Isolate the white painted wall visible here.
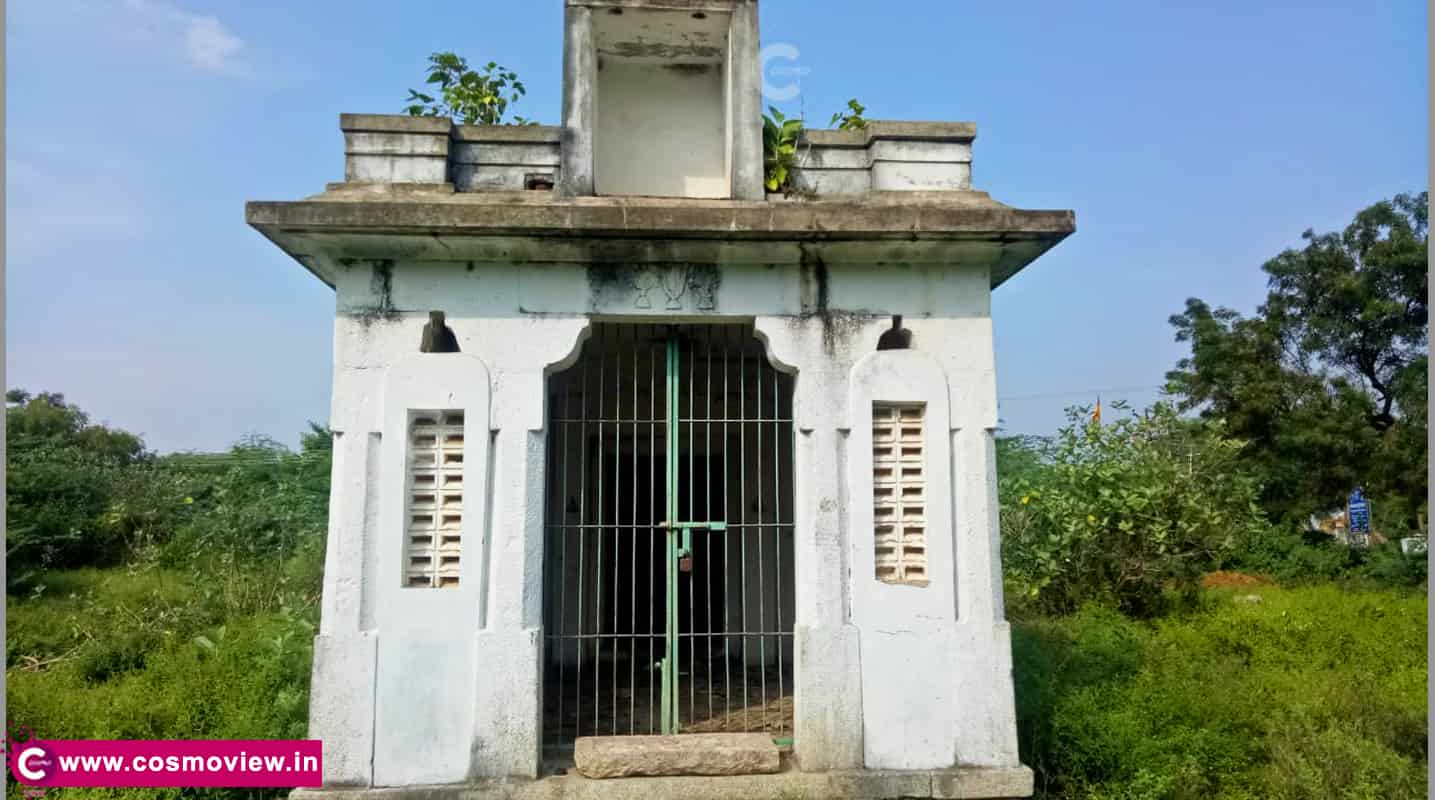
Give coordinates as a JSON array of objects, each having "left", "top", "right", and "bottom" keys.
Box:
[
  {"left": 846, "top": 350, "right": 958, "bottom": 769},
  {"left": 371, "top": 356, "right": 490, "bottom": 786},
  {"left": 595, "top": 61, "right": 729, "bottom": 198},
  {"left": 310, "top": 255, "right": 1022, "bottom": 785}
]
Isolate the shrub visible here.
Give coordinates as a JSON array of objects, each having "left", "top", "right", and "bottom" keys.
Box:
[
  {"left": 4, "top": 397, "right": 331, "bottom": 798},
  {"left": 1357, "top": 542, "right": 1429, "bottom": 587},
  {"left": 403, "top": 52, "right": 533, "bottom": 125},
  {"left": 1002, "top": 403, "right": 1270, "bottom": 616},
  {"left": 1013, "top": 585, "right": 1428, "bottom": 799},
  {"left": 6, "top": 391, "right": 151, "bottom": 582},
  {"left": 1231, "top": 526, "right": 1428, "bottom": 589}
]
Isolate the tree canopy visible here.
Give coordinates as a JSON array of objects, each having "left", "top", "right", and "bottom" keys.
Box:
[{"left": 1166, "top": 192, "right": 1428, "bottom": 531}]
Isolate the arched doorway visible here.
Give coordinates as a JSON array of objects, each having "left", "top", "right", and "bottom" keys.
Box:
[{"left": 541, "top": 323, "right": 796, "bottom": 753}]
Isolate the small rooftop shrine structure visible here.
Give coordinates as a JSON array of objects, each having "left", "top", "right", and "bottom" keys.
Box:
[{"left": 249, "top": 2, "right": 1074, "bottom": 798}]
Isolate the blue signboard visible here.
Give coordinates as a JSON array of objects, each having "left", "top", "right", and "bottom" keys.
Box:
[{"left": 1348, "top": 488, "right": 1371, "bottom": 537}]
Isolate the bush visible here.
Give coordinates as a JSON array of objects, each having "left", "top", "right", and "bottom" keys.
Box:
[
  {"left": 6, "top": 390, "right": 333, "bottom": 595},
  {"left": 1014, "top": 585, "right": 1428, "bottom": 799},
  {"left": 6, "top": 391, "right": 149, "bottom": 582},
  {"left": 1232, "top": 526, "right": 1428, "bottom": 589},
  {"left": 1234, "top": 526, "right": 1358, "bottom": 582},
  {"left": 1002, "top": 403, "right": 1270, "bottom": 616}
]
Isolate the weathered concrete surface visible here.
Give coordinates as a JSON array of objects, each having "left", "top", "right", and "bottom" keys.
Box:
[
  {"left": 558, "top": 4, "right": 596, "bottom": 197},
  {"left": 728, "top": 0, "right": 765, "bottom": 200},
  {"left": 804, "top": 121, "right": 977, "bottom": 147},
  {"left": 790, "top": 624, "right": 864, "bottom": 771},
  {"left": 574, "top": 734, "right": 780, "bottom": 778},
  {"left": 847, "top": 350, "right": 961, "bottom": 769},
  {"left": 246, "top": 190, "right": 1073, "bottom": 289},
  {"left": 796, "top": 122, "right": 976, "bottom": 195},
  {"left": 452, "top": 125, "right": 564, "bottom": 143},
  {"left": 341, "top": 116, "right": 452, "bottom": 185},
  {"left": 567, "top": 0, "right": 756, "bottom": 10},
  {"left": 247, "top": 197, "right": 1070, "bottom": 242},
  {"left": 307, "top": 633, "right": 377, "bottom": 786},
  {"left": 450, "top": 125, "right": 562, "bottom": 193},
  {"left": 291, "top": 765, "right": 1034, "bottom": 799},
  {"left": 297, "top": 267, "right": 1034, "bottom": 783},
  {"left": 594, "top": 58, "right": 729, "bottom": 198},
  {"left": 272, "top": 18, "right": 1067, "bottom": 787},
  {"left": 340, "top": 114, "right": 454, "bottom": 134}
]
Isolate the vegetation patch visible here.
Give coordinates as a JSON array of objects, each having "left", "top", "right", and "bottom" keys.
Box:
[{"left": 1014, "top": 586, "right": 1428, "bottom": 799}]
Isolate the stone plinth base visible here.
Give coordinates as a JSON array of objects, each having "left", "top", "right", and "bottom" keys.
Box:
[
  {"left": 292, "top": 765, "right": 1034, "bottom": 800},
  {"left": 574, "top": 734, "right": 780, "bottom": 778}
]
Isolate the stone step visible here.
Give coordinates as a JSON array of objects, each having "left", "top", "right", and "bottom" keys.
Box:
[{"left": 574, "top": 734, "right": 781, "bottom": 779}]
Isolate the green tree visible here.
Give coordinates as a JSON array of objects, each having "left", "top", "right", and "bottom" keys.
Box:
[
  {"left": 1167, "top": 192, "right": 1428, "bottom": 532},
  {"left": 6, "top": 391, "right": 149, "bottom": 580}
]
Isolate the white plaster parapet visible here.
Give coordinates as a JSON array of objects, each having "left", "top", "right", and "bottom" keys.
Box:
[
  {"left": 794, "top": 121, "right": 977, "bottom": 195},
  {"left": 335, "top": 114, "right": 985, "bottom": 198}
]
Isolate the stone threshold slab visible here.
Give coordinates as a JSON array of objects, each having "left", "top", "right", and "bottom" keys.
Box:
[
  {"left": 574, "top": 734, "right": 779, "bottom": 778},
  {"left": 291, "top": 765, "right": 1034, "bottom": 800}
]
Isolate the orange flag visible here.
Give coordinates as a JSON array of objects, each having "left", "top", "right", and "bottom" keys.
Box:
[{"left": 1092, "top": 396, "right": 1102, "bottom": 425}]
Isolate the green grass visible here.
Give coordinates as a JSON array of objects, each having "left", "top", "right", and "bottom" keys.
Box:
[
  {"left": 1014, "top": 584, "right": 1428, "bottom": 799},
  {"left": 7, "top": 571, "right": 1426, "bottom": 800},
  {"left": 7, "top": 568, "right": 315, "bottom": 800}
]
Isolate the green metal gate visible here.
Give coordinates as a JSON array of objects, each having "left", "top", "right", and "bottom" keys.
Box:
[{"left": 542, "top": 323, "right": 795, "bottom": 750}]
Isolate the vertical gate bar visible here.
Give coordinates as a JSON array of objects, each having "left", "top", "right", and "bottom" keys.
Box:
[
  {"left": 576, "top": 344, "right": 589, "bottom": 738},
  {"left": 722, "top": 330, "right": 732, "bottom": 727},
  {"left": 671, "top": 333, "right": 683, "bottom": 734},
  {"left": 631, "top": 336, "right": 639, "bottom": 735},
  {"left": 558, "top": 363, "right": 572, "bottom": 745},
  {"left": 613, "top": 346, "right": 621, "bottom": 735},
  {"left": 688, "top": 333, "right": 696, "bottom": 727},
  {"left": 774, "top": 361, "right": 786, "bottom": 733},
  {"left": 543, "top": 324, "right": 795, "bottom": 747},
  {"left": 662, "top": 336, "right": 677, "bottom": 734},
  {"left": 705, "top": 328, "right": 714, "bottom": 725},
  {"left": 595, "top": 346, "right": 606, "bottom": 734},
  {"left": 648, "top": 331, "right": 658, "bottom": 734},
  {"left": 671, "top": 334, "right": 682, "bottom": 733},
  {"left": 756, "top": 344, "right": 767, "bottom": 731},
  {"left": 739, "top": 339, "right": 749, "bottom": 732}
]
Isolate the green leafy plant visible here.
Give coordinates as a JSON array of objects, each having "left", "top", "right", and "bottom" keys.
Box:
[
  {"left": 1001, "top": 402, "right": 1270, "bottom": 616},
  {"left": 830, "top": 98, "right": 868, "bottom": 131},
  {"left": 763, "top": 106, "right": 804, "bottom": 193},
  {"left": 404, "top": 51, "right": 535, "bottom": 126}
]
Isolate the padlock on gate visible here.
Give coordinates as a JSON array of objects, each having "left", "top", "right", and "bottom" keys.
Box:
[{"left": 679, "top": 555, "right": 693, "bottom": 573}]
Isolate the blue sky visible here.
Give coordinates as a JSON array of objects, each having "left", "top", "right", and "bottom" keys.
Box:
[{"left": 6, "top": 0, "right": 1427, "bottom": 453}]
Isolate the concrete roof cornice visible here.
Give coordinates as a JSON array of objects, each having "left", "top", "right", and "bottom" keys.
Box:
[{"left": 245, "top": 190, "right": 1074, "bottom": 290}]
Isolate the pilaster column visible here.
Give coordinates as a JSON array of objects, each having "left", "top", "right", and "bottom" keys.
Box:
[
  {"left": 730, "top": 1, "right": 765, "bottom": 200},
  {"left": 559, "top": 4, "right": 596, "bottom": 198}
]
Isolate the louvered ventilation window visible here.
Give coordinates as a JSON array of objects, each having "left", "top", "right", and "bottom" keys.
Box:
[
  {"left": 405, "top": 411, "right": 465, "bottom": 588},
  {"left": 872, "top": 403, "right": 928, "bottom": 586}
]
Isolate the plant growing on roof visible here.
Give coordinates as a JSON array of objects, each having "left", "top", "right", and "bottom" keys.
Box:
[
  {"left": 830, "top": 98, "right": 868, "bottom": 131},
  {"left": 762, "top": 106, "right": 804, "bottom": 193},
  {"left": 403, "top": 51, "right": 536, "bottom": 126}
]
